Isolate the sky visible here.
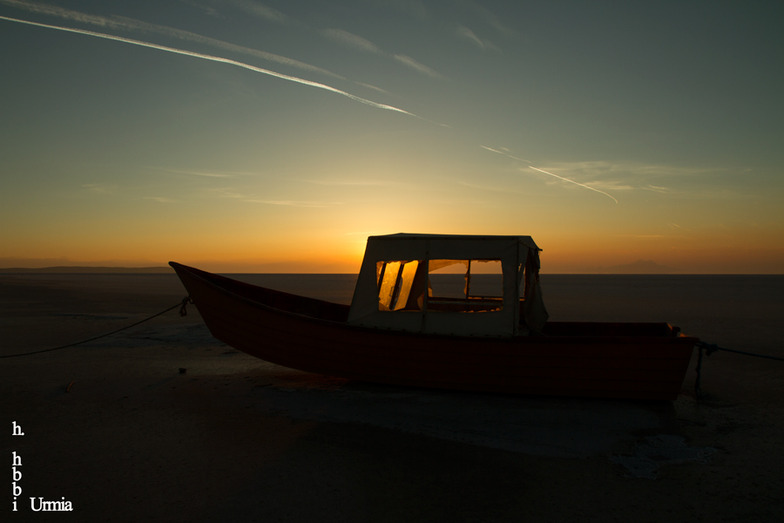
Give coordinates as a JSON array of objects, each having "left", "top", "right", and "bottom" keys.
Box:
[{"left": 1, "top": 0, "right": 782, "bottom": 273}]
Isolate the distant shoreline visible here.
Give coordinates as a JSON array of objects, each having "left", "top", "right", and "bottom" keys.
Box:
[
  {"left": 0, "top": 266, "right": 172, "bottom": 274},
  {"left": 0, "top": 267, "right": 780, "bottom": 276}
]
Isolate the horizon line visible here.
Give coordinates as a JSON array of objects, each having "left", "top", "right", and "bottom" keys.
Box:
[{"left": 1, "top": 265, "right": 780, "bottom": 276}]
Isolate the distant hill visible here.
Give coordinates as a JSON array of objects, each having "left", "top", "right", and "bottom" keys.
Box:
[{"left": 0, "top": 266, "right": 172, "bottom": 274}]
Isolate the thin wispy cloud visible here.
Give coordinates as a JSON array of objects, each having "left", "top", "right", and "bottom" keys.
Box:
[
  {"left": 0, "top": 0, "right": 341, "bottom": 79},
  {"left": 392, "top": 54, "right": 443, "bottom": 79},
  {"left": 379, "top": 0, "right": 429, "bottom": 21},
  {"left": 152, "top": 167, "right": 244, "bottom": 179},
  {"left": 489, "top": 157, "right": 734, "bottom": 201},
  {"left": 481, "top": 145, "right": 618, "bottom": 204},
  {"left": 527, "top": 166, "right": 619, "bottom": 204},
  {"left": 464, "top": 0, "right": 516, "bottom": 39},
  {"left": 195, "top": 186, "right": 341, "bottom": 207},
  {"left": 322, "top": 27, "right": 443, "bottom": 79},
  {"left": 1, "top": 0, "right": 121, "bottom": 29},
  {"left": 244, "top": 199, "right": 343, "bottom": 208},
  {"left": 321, "top": 28, "right": 382, "bottom": 54},
  {"left": 542, "top": 160, "right": 712, "bottom": 178},
  {"left": 305, "top": 179, "right": 400, "bottom": 187},
  {"left": 480, "top": 145, "right": 531, "bottom": 164},
  {"left": 456, "top": 26, "right": 499, "bottom": 52},
  {"left": 456, "top": 26, "right": 484, "bottom": 48},
  {"left": 456, "top": 180, "right": 522, "bottom": 194},
  {"left": 82, "top": 183, "right": 117, "bottom": 194},
  {"left": 144, "top": 196, "right": 176, "bottom": 203},
  {"left": 227, "top": 0, "right": 289, "bottom": 25},
  {"left": 203, "top": 187, "right": 247, "bottom": 199},
  {"left": 0, "top": 15, "right": 421, "bottom": 119},
  {"left": 533, "top": 160, "right": 726, "bottom": 196},
  {"left": 355, "top": 81, "right": 392, "bottom": 96}
]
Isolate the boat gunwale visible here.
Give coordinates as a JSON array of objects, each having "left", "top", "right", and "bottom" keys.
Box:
[{"left": 170, "top": 262, "right": 699, "bottom": 346}]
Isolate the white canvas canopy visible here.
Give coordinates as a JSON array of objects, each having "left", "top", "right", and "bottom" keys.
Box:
[{"left": 348, "top": 233, "right": 548, "bottom": 337}]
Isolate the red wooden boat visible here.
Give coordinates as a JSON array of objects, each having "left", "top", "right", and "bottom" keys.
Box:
[{"left": 170, "top": 233, "right": 698, "bottom": 400}]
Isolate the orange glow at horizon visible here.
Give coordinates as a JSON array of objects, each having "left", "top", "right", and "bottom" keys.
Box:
[
  {"left": 2, "top": 3, "right": 782, "bottom": 275},
  {"left": 9, "top": 227, "right": 780, "bottom": 275}
]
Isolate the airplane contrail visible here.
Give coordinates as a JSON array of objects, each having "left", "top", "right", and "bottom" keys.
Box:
[
  {"left": 528, "top": 165, "right": 618, "bottom": 204},
  {"left": 0, "top": 15, "right": 419, "bottom": 118},
  {"left": 480, "top": 145, "right": 531, "bottom": 164},
  {"left": 482, "top": 145, "right": 618, "bottom": 203},
  {"left": 2, "top": 12, "right": 618, "bottom": 204}
]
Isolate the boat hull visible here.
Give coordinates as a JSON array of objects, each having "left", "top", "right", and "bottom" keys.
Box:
[{"left": 170, "top": 262, "right": 698, "bottom": 400}]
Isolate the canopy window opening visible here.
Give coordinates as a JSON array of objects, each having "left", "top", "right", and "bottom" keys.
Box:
[
  {"left": 428, "top": 259, "right": 503, "bottom": 313},
  {"left": 349, "top": 234, "right": 544, "bottom": 336},
  {"left": 376, "top": 260, "right": 423, "bottom": 311}
]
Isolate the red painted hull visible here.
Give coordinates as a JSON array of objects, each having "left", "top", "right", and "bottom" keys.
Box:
[{"left": 170, "top": 262, "right": 698, "bottom": 400}]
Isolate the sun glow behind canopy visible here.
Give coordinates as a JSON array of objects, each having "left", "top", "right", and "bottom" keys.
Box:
[{"left": 348, "top": 233, "right": 548, "bottom": 337}]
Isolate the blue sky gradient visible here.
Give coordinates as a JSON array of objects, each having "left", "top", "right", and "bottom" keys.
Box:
[{"left": 1, "top": 1, "right": 782, "bottom": 272}]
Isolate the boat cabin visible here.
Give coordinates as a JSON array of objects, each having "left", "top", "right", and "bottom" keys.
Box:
[{"left": 348, "top": 233, "right": 548, "bottom": 337}]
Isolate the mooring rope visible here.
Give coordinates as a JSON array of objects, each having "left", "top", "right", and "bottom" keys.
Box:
[
  {"left": 694, "top": 340, "right": 784, "bottom": 398},
  {"left": 0, "top": 296, "right": 193, "bottom": 359},
  {"left": 695, "top": 341, "right": 784, "bottom": 362}
]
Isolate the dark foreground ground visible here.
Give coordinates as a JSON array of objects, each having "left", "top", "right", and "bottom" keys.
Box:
[{"left": 2, "top": 273, "right": 782, "bottom": 522}]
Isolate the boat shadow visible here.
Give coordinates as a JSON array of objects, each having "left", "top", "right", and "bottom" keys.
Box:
[{"left": 245, "top": 369, "right": 679, "bottom": 459}]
